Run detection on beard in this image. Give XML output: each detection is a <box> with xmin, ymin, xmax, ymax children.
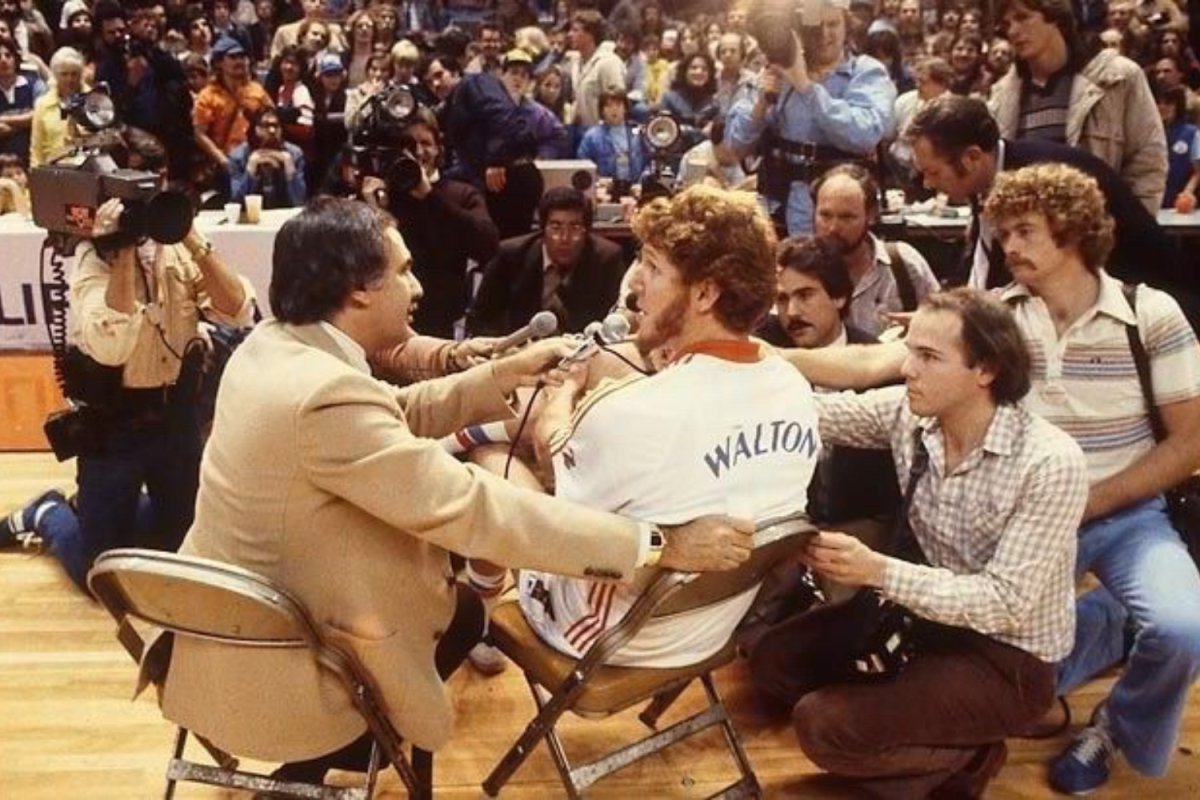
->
<box><xmin>635</xmin><ymin>291</ymin><xmax>689</xmax><ymax>359</ymax></box>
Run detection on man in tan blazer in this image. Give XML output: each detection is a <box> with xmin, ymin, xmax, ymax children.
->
<box><xmin>158</xmin><ymin>197</ymin><xmax>752</xmax><ymax>781</ymax></box>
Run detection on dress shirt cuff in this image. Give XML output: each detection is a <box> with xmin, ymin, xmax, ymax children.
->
<box><xmin>880</xmin><ymin>556</ymin><xmax>924</xmax><ymax>605</ymax></box>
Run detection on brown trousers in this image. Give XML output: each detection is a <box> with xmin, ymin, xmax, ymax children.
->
<box><xmin>752</xmin><ymin>618</ymin><xmax>1055</xmax><ymax>799</ymax></box>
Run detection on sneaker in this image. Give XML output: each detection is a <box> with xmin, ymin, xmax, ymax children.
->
<box><xmin>468</xmin><ymin>642</ymin><xmax>508</xmax><ymax>676</ymax></box>
<box><xmin>0</xmin><ymin>490</ymin><xmax>66</xmax><ymax>549</ymax></box>
<box><xmin>1049</xmin><ymin>704</ymin><xmax>1117</xmax><ymax>795</ymax></box>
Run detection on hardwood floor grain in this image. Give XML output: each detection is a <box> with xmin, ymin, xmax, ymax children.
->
<box><xmin>3</xmin><ymin>453</ymin><xmax>1198</xmax><ymax>798</ymax></box>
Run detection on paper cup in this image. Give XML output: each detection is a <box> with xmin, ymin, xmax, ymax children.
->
<box><xmin>244</xmin><ymin>194</ymin><xmax>263</xmax><ymax>224</ymax></box>
<box><xmin>223</xmin><ymin>202</ymin><xmax>241</xmax><ymax>225</ymax></box>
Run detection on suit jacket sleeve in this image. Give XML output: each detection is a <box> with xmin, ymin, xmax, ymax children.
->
<box><xmin>393</xmin><ymin>360</ymin><xmax>514</xmax><ymax>439</ymax></box>
<box><xmin>295</xmin><ymin>371</ymin><xmax>643</xmax><ymax>579</ymax></box>
<box><xmin>467</xmin><ymin>245</ymin><xmax>519</xmax><ymax>336</ymax></box>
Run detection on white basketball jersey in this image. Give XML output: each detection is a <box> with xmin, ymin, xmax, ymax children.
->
<box><xmin>519</xmin><ymin>346</ymin><xmax>820</xmax><ymax>667</ymax></box>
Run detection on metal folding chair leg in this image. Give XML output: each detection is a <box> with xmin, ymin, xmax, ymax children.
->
<box><xmin>700</xmin><ymin>675</ymin><xmax>760</xmax><ymax>800</ymax></box>
<box><xmin>164</xmin><ymin>727</ymin><xmax>188</xmax><ymax>800</ymax></box>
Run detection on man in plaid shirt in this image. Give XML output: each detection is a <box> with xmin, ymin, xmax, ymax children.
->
<box><xmin>753</xmin><ymin>288</ymin><xmax>1089</xmax><ymax>798</ymax></box>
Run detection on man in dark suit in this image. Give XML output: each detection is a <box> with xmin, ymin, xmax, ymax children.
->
<box><xmin>467</xmin><ymin>187</ymin><xmax>627</xmax><ymax>336</ymax></box>
<box><xmin>907</xmin><ymin>96</ymin><xmax>1197</xmax><ymax>330</ymax></box>
<box><xmin>756</xmin><ymin>236</ymin><xmax>899</xmax><ymax>529</ymax></box>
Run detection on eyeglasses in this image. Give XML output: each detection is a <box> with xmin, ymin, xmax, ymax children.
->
<box><xmin>545</xmin><ymin>222</ymin><xmax>587</xmax><ymax>240</ymax></box>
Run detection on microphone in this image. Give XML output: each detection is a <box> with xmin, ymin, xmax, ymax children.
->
<box><xmin>491</xmin><ymin>310</ymin><xmax>559</xmax><ymax>354</ymax></box>
<box><xmin>559</xmin><ymin>314</ymin><xmax>631</xmax><ymax>365</ymax></box>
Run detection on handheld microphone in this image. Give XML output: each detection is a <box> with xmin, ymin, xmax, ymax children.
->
<box><xmin>491</xmin><ymin>310</ymin><xmax>559</xmax><ymax>354</ymax></box>
<box><xmin>559</xmin><ymin>314</ymin><xmax>632</xmax><ymax>365</ymax></box>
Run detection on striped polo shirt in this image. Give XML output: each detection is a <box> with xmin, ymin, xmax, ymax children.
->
<box><xmin>1002</xmin><ymin>272</ymin><xmax>1200</xmax><ymax>483</ymax></box>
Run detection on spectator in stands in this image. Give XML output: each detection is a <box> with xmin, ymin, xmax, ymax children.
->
<box><xmin>343</xmin><ymin>52</ymin><xmax>391</xmax><ymax>129</ymax></box>
<box><xmin>468</xmin><ymin>186</ymin><xmax>626</xmax><ymax>336</ymax></box>
<box><xmin>368</xmin><ymin>1</ymin><xmax>399</xmax><ymax>46</ymax></box>
<box><xmin>182</xmin><ymin>9</ymin><xmax>214</xmax><ymax>64</ymax></box>
<box><xmin>533</xmin><ymin>63</ymin><xmax>570</xmax><ymax>122</ymax></box>
<box><xmin>182</xmin><ymin>51</ymin><xmax>209</xmax><ymax>99</ymax></box>
<box><xmin>958</xmin><ymin>7</ymin><xmax>983</xmax><ymax>38</ymax></box>
<box><xmin>1156</xmin><ymin>28</ymin><xmax>1200</xmax><ymax>87</ymax></box>
<box><xmin>466</xmin><ymin>18</ymin><xmax>505</xmax><ymax>75</ymax></box>
<box><xmin>248</xmin><ymin>0</ymin><xmax>279</xmax><ymax>67</ymax></box>
<box><xmin>0</xmin><ymin>34</ymin><xmax>44</xmax><ymax>162</ymax></box>
<box><xmin>812</xmin><ymin>163</ymin><xmax>939</xmax><ymax>337</ymax></box>
<box><xmin>1152</xmin><ymin>56</ymin><xmax>1200</xmax><ymax>124</ymax></box>
<box><xmin>0</xmin><ymin>151</ymin><xmax>28</xmax><ymax>213</ymax></box>
<box><xmin>265</xmin><ymin>46</ymin><xmax>315</xmax><ymax>151</ymax></box>
<box><xmin>227</xmin><ymin>105</ymin><xmax>307</xmax><ymax>206</ymax></box>
<box><xmin>0</xmin><ymin>0</ymin><xmax>51</xmax><ymax>62</ymax></box>
<box><xmin>209</xmin><ymin>0</ymin><xmax>251</xmax><ymax>51</ymax></box>
<box><xmin>865</xmin><ymin>26</ymin><xmax>914</xmax><ymax>95</ymax></box>
<box><xmin>637</xmin><ymin>32</ymin><xmax>670</xmax><ymax>104</ymax></box>
<box><xmin>985</xmin><ymin>35</ymin><xmax>1013</xmax><ymax>80</ymax></box>
<box><xmin>503</xmin><ymin>47</ymin><xmax>568</xmax><ymax>158</ymax></box>
<box><xmin>727</xmin><ymin>0</ymin><xmax>895</xmax><ymax>234</ymax></box>
<box><xmin>578</xmin><ymin>88</ymin><xmax>647</xmax><ymax>183</ymax></box>
<box><xmin>896</xmin><ymin>0</ymin><xmax>924</xmax><ymax>56</ymax></box>
<box><xmin>192</xmin><ymin>34</ymin><xmax>273</xmax><ymax>197</ymax></box>
<box><xmin>989</xmin><ymin>0</ymin><xmax>1167</xmax><ymax>213</ymax></box>
<box><xmin>29</xmin><ymin>45</ymin><xmax>84</xmax><ymax>167</ymax></box>
<box><xmin>271</xmin><ymin>0</ymin><xmax>344</xmax><ymax>59</ymax></box>
<box><xmin>714</xmin><ymin>32</ymin><xmax>754</xmax><ymax>118</ymax></box>
<box><xmin>566</xmin><ymin>9</ymin><xmax>626</xmax><ymax>128</ymax></box>
<box><xmin>496</xmin><ymin>0</ymin><xmax>537</xmax><ymax>36</ymax></box>
<box><xmin>1158</xmin><ymin>84</ymin><xmax>1200</xmax><ymax>210</ymax></box>
<box><xmin>91</xmin><ymin>1</ymin><xmax>127</xmax><ymax>66</ymax></box>
<box><xmin>983</xmin><ymin>163</ymin><xmax>1200</xmax><ymax>797</ymax></box>
<box><xmin>342</xmin><ymin>10</ymin><xmax>379</xmax><ymax>88</ymax></box>
<box><xmin>390</xmin><ymin>39</ymin><xmax>421</xmax><ymax>89</ymax></box>
<box><xmin>311</xmin><ymin>52</ymin><xmax>347</xmax><ymax>190</ymax></box>
<box><xmin>906</xmin><ymin>96</ymin><xmax>1194</xmax><ymax>328</ymax></box>
<box><xmin>58</xmin><ymin>7</ymin><xmax>94</xmax><ymax>66</ymax></box>
<box><xmin>948</xmin><ymin>32</ymin><xmax>987</xmax><ymax>95</ymax></box>
<box><xmin>659</xmin><ymin>51</ymin><xmax>719</xmax><ymax>150</ymax></box>
<box><xmin>362</xmin><ymin>106</ymin><xmax>499</xmax><ymax>339</ymax></box>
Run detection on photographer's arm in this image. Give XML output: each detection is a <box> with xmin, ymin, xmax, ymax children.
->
<box><xmin>183</xmin><ymin>228</ymin><xmax>251</xmax><ymax>322</ymax></box>
<box><xmin>195</xmin><ymin>129</ymin><xmax>230</xmax><ymax>171</ymax></box>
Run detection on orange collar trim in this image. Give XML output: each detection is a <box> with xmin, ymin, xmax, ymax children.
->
<box><xmin>669</xmin><ymin>339</ymin><xmax>761</xmax><ymax>364</ymax></box>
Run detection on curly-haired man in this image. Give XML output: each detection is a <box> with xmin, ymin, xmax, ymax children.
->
<box><xmin>985</xmin><ymin>163</ymin><xmax>1200</xmax><ymax>794</ymax></box>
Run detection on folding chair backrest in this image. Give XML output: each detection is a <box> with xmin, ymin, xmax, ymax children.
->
<box><xmin>88</xmin><ymin>548</ymin><xmax>314</xmax><ymax>649</ymax></box>
<box><xmin>652</xmin><ymin>513</ymin><xmax>815</xmax><ymax>618</ymax></box>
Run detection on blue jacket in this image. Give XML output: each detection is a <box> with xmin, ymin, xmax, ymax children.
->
<box><xmin>577</xmin><ymin>123</ymin><xmax>647</xmax><ymax>181</ymax></box>
<box><xmin>228</xmin><ymin>142</ymin><xmax>308</xmax><ymax>207</ymax></box>
<box><xmin>443</xmin><ymin>72</ymin><xmax>538</xmax><ymax>186</ymax></box>
<box><xmin>726</xmin><ymin>54</ymin><xmax>895</xmax><ymax>234</ymax></box>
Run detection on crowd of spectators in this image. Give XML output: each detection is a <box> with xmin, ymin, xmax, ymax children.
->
<box><xmin>0</xmin><ymin>0</ymin><xmax>1194</xmax><ymax>220</ymax></box>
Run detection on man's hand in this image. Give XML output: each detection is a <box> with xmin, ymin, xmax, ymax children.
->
<box><xmin>91</xmin><ymin>197</ymin><xmax>125</xmax><ymax>238</ymax></box>
<box><xmin>492</xmin><ymin>337</ymin><xmax>576</xmax><ymax>392</ymax></box>
<box><xmin>449</xmin><ymin>336</ymin><xmax>502</xmax><ymax>371</ymax></box>
<box><xmin>485</xmin><ymin>166</ymin><xmax>507</xmax><ymax>193</ymax></box>
<box><xmin>803</xmin><ymin>531</ymin><xmax>887</xmax><ymax>588</ymax></box>
<box><xmin>659</xmin><ymin>515</ymin><xmax>755</xmax><ymax>572</ymax></box>
<box><xmin>361</xmin><ymin>175</ymin><xmax>389</xmax><ymax>208</ymax></box>
<box><xmin>410</xmin><ymin>165</ymin><xmax>433</xmax><ymax>200</ymax></box>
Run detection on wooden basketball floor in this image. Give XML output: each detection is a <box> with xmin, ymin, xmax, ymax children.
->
<box><xmin>3</xmin><ymin>452</ymin><xmax>1199</xmax><ymax>798</ymax></box>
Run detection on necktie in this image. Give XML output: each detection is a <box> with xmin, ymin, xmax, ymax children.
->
<box><xmin>542</xmin><ymin>266</ymin><xmax>569</xmax><ymax>327</ymax></box>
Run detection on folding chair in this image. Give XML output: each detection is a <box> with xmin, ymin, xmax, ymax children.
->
<box><xmin>87</xmin><ymin>548</ymin><xmax>431</xmax><ymax>800</ymax></box>
<box><xmin>482</xmin><ymin>513</ymin><xmax>815</xmax><ymax>799</ymax></box>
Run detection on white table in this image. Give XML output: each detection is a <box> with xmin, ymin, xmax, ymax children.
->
<box><xmin>894</xmin><ymin>208</ymin><xmax>1200</xmax><ymax>238</ymax></box>
<box><xmin>0</xmin><ymin>209</ymin><xmax>297</xmax><ymax>351</ymax></box>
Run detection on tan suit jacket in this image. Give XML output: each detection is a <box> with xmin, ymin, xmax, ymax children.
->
<box><xmin>160</xmin><ymin>321</ymin><xmax>641</xmax><ymax>759</ymax></box>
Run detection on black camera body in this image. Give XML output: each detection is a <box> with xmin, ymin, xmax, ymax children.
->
<box><xmin>349</xmin><ymin>85</ymin><xmax>426</xmax><ymax>196</ymax></box>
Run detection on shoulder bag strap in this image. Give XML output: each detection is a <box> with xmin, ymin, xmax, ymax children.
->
<box><xmin>885</xmin><ymin>428</ymin><xmax>931</xmax><ymax>561</ymax></box>
<box><xmin>885</xmin><ymin>241</ymin><xmax>918</xmax><ymax>312</ymax></box>
<box><xmin>1121</xmin><ymin>282</ymin><xmax>1168</xmax><ymax>443</ymax></box>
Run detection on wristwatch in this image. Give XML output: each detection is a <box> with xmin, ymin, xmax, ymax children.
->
<box><xmin>644</xmin><ymin>524</ymin><xmax>666</xmax><ymax>567</ymax></box>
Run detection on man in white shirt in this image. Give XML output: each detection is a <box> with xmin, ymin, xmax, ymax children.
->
<box><xmin>517</xmin><ymin>186</ymin><xmax>819</xmax><ymax>667</ymax></box>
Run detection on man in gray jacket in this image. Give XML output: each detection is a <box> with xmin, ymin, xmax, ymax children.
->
<box><xmin>988</xmin><ymin>0</ymin><xmax>1166</xmax><ymax>213</ymax></box>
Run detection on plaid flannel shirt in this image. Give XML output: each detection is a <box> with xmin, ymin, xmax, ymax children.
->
<box><xmin>816</xmin><ymin>385</ymin><xmax>1089</xmax><ymax>662</ymax></box>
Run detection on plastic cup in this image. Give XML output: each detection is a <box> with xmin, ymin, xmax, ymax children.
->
<box><xmin>244</xmin><ymin>194</ymin><xmax>263</xmax><ymax>224</ymax></box>
<box><xmin>223</xmin><ymin>202</ymin><xmax>241</xmax><ymax>225</ymax></box>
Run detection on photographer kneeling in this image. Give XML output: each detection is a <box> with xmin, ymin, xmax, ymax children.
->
<box><xmin>0</xmin><ymin>131</ymin><xmax>256</xmax><ymax>591</ymax></box>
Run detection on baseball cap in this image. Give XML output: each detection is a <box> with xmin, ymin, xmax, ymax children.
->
<box><xmin>211</xmin><ymin>35</ymin><xmax>247</xmax><ymax>59</ymax></box>
<box><xmin>317</xmin><ymin>53</ymin><xmax>345</xmax><ymax>75</ymax></box>
<box><xmin>503</xmin><ymin>48</ymin><xmax>534</xmax><ymax>68</ymax></box>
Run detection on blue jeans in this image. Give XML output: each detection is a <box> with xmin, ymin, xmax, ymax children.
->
<box><xmin>1057</xmin><ymin>497</ymin><xmax>1200</xmax><ymax>776</ymax></box>
<box><xmin>35</xmin><ymin>413</ymin><xmax>202</xmax><ymax>591</ymax></box>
